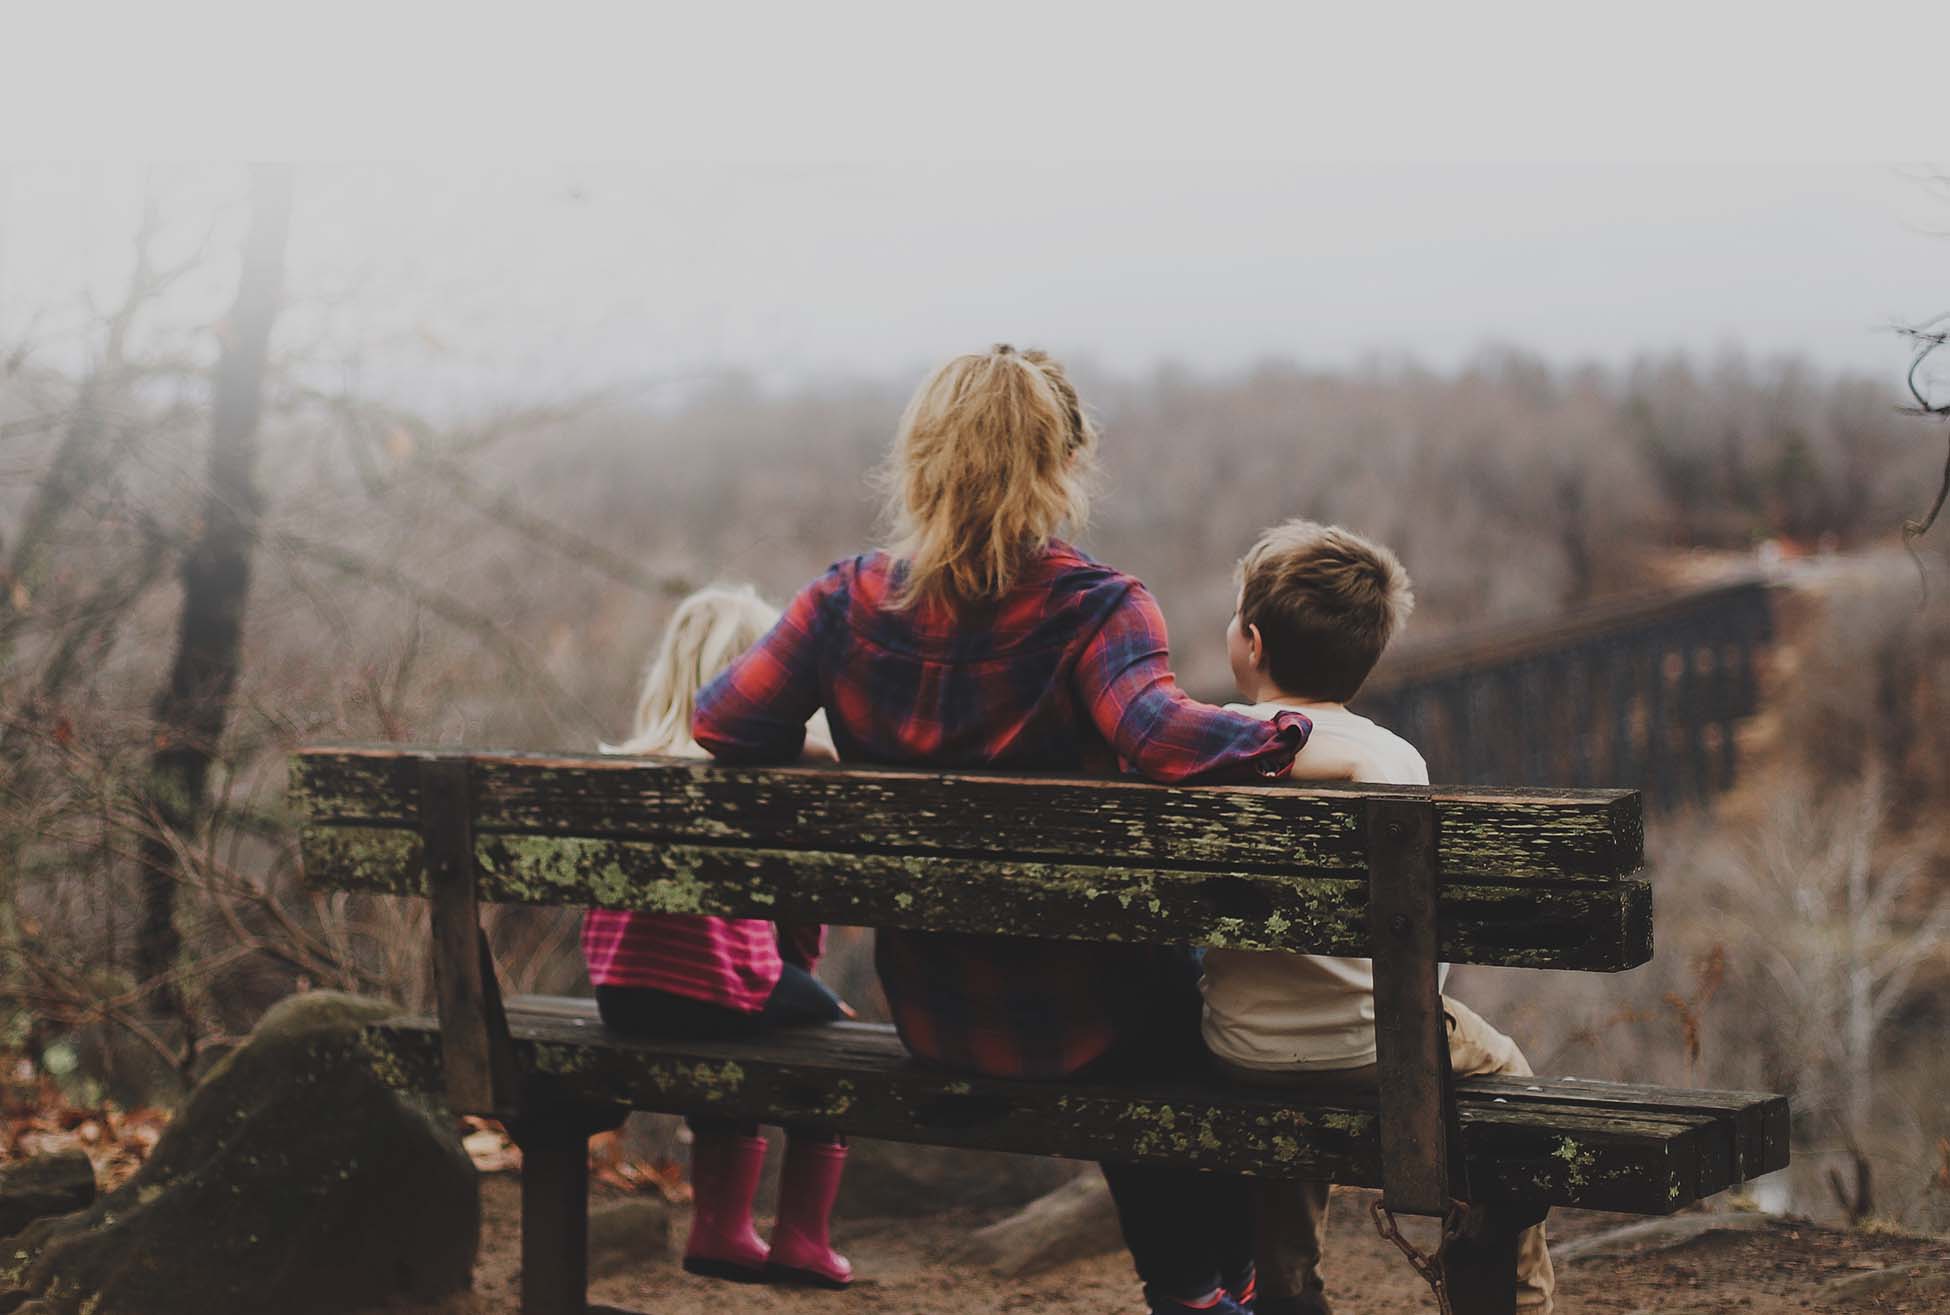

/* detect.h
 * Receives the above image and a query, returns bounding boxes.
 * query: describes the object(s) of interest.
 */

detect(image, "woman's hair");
[881,343,1099,610]
[603,584,782,756]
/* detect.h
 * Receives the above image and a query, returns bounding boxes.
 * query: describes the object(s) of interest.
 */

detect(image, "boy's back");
[1199,699,1436,1072]
[1205,519,1556,1312]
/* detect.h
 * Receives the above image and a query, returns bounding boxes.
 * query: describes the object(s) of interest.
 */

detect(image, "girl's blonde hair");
[882,344,1098,610]
[603,584,783,757]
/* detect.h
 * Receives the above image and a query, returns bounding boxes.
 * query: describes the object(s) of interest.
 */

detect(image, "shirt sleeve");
[1074,582,1311,783]
[692,568,835,763]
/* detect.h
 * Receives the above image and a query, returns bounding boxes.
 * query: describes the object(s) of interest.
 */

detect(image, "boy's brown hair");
[1237,519,1414,703]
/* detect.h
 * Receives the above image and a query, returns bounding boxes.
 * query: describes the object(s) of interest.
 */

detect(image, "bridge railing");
[1346,576,1774,810]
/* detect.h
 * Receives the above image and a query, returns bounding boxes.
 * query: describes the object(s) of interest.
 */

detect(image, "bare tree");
[134,166,292,1036]
[1707,770,1947,1221]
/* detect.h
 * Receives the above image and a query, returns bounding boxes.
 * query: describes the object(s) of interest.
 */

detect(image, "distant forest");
[4,329,1946,1225]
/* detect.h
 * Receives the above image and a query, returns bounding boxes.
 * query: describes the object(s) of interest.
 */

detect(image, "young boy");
[1201,519,1555,1315]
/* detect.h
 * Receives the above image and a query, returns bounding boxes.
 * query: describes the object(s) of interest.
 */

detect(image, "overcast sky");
[4,162,1946,408]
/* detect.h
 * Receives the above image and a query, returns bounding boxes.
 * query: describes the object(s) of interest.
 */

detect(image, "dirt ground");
[388,1174,1950,1315]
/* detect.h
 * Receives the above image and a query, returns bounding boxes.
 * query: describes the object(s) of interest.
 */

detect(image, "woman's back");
[789,540,1132,770]
[694,540,1306,1078]
[696,542,1302,786]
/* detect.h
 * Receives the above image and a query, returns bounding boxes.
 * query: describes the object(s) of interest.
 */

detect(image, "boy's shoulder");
[1229,701,1429,786]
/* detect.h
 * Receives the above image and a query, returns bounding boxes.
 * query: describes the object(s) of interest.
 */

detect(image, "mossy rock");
[835,1138,1083,1217]
[0,992,478,1315]
[0,1154,94,1241]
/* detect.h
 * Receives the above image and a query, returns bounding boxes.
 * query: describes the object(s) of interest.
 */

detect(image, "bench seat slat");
[293,749,1643,883]
[361,1006,1766,1215]
[1463,1074,1789,1184]
[304,826,1654,970]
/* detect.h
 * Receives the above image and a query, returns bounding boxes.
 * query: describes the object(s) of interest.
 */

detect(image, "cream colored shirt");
[1200,699,1444,1071]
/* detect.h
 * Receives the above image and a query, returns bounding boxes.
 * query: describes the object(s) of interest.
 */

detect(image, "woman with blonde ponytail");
[693,346,1313,1315]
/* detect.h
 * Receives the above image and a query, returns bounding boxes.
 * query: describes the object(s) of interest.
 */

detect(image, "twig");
[432,457,695,601]
[266,529,602,739]
[1896,321,1950,597]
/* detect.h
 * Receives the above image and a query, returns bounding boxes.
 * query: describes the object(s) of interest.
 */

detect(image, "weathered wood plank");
[359,1011,1724,1215]
[291,748,1643,884]
[1366,797,1455,1213]
[1463,1074,1788,1183]
[302,826,1654,970]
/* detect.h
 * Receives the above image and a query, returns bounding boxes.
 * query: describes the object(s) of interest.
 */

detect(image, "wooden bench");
[293,746,1789,1315]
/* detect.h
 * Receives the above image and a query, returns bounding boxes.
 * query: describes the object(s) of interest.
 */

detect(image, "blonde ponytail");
[882,344,1097,611]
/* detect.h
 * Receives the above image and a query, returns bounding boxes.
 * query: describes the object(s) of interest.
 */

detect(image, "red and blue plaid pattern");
[694,542,1310,1078]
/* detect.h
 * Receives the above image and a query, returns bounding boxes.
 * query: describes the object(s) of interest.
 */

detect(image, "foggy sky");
[3,162,1946,407]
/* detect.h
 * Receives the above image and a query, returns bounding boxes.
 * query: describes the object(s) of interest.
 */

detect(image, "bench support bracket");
[421,758,518,1117]
[1366,795,1460,1217]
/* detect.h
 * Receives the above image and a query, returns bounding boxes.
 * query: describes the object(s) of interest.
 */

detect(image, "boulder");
[1551,1210,1779,1266]
[0,1154,93,1240]
[588,1198,672,1277]
[1819,1259,1950,1302]
[949,1170,1123,1276]
[835,1138,1083,1217]
[0,992,478,1315]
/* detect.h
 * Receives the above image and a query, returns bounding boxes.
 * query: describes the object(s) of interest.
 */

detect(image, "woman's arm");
[692,569,835,763]
[1075,584,1311,783]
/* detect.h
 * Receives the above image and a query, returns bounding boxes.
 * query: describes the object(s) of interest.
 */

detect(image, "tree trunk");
[135,166,293,1037]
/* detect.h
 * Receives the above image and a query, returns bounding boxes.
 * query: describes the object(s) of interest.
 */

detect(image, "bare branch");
[1896,321,1950,594]
[433,456,694,600]
[267,529,601,739]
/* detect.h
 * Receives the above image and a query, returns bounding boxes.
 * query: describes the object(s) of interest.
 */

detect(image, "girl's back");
[583,585,810,1010]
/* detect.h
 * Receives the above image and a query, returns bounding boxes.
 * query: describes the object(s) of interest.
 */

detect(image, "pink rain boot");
[682,1132,770,1283]
[764,1137,852,1288]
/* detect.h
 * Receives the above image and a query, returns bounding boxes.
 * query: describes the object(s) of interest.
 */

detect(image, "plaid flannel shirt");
[693,541,1310,1078]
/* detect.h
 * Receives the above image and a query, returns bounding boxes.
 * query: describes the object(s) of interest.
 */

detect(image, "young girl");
[583,584,852,1289]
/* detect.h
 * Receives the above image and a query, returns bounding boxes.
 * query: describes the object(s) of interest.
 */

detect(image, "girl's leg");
[765,1134,853,1288]
[680,1126,772,1282]
[594,987,770,1281]
[595,983,765,1042]
[751,964,853,1286]
[756,961,847,1028]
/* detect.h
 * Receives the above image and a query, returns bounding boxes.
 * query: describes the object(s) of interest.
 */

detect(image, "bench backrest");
[297,744,1651,1216]
[294,746,1648,971]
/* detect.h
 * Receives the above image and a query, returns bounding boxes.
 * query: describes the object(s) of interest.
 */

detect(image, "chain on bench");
[1370,1197,1469,1315]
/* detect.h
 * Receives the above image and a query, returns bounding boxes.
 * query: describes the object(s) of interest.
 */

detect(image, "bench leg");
[1443,1202,1544,1315]
[520,1135,591,1315]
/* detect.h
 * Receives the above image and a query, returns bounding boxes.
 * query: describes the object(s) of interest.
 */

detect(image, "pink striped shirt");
[580,744,830,1010]
[581,911,788,1009]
